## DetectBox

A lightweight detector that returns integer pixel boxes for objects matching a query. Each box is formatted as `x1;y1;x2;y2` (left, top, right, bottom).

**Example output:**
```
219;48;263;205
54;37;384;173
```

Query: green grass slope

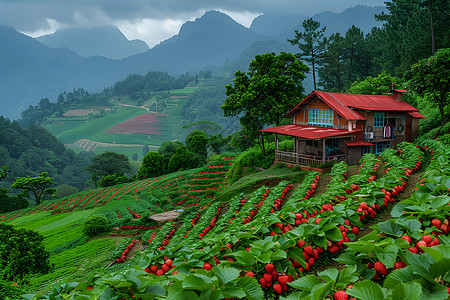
2;140;450;299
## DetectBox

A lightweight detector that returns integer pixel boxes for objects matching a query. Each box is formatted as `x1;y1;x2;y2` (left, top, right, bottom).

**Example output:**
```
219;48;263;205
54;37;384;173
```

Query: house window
306;140;319;147
374;112;385;127
308;109;333;126
325;138;340;156
362;145;372;154
375;141;390;154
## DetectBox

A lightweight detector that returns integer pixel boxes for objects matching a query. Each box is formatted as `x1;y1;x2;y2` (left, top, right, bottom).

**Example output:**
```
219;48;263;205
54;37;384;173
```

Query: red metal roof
408;112;426;119
285;90;421;120
345;141;374;146
261;124;359;139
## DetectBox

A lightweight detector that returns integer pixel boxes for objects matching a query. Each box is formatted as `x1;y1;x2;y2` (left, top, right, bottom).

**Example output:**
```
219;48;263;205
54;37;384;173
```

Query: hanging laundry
383;124;392;139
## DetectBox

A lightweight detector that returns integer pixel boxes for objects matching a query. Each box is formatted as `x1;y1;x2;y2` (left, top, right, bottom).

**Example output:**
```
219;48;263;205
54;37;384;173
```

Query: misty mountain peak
37;25;149;59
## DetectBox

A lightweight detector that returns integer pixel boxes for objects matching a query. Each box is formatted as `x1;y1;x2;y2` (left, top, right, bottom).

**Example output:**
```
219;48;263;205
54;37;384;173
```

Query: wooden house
261;89;425;166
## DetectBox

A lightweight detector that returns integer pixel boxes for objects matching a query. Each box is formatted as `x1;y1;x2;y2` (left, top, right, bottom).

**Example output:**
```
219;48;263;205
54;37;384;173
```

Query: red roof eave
408;112;426;119
261;124;360;139
345;141;374;146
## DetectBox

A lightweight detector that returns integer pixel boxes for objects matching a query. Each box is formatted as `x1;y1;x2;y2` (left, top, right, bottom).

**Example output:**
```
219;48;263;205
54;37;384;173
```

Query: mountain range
37;25;149;59
0;5;386;120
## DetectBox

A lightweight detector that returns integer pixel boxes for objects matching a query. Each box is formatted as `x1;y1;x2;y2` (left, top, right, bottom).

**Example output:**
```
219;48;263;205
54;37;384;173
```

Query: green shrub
82;215;109;237
0;224;51;282
0;280;23;299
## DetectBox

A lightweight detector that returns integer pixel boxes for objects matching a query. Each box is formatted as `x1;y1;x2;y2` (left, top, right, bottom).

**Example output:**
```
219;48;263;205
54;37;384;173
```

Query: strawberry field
3;140;450;299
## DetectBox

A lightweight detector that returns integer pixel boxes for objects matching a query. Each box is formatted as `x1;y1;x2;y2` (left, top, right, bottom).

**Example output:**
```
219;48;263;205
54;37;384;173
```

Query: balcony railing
275;150;345;166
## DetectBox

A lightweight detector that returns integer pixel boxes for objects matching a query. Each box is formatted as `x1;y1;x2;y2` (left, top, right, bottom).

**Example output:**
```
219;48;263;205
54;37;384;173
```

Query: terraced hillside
2;140;450;299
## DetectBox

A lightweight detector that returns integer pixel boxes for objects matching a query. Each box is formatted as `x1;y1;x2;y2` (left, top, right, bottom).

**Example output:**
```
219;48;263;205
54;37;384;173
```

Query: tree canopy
407;48;450;132
288;18;327;90
11;172;56;204
221;52;308;154
138;152;165;180
86;151;132;178
0;223;51;281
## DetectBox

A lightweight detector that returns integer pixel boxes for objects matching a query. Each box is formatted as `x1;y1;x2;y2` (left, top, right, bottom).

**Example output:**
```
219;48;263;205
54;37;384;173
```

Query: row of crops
24;139;450;299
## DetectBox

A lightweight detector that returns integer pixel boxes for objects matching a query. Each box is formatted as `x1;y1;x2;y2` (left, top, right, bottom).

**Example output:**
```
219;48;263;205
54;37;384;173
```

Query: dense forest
0;117;94;193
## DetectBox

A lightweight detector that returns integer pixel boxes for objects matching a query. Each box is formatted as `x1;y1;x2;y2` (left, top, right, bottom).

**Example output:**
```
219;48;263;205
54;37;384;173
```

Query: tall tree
319;33;345;91
342;25;365;84
86;151;132;178
221;52;308;154
138;152;165;179
288;18;328;90
375;0;449;75
11;172;56;204
407;48;450;135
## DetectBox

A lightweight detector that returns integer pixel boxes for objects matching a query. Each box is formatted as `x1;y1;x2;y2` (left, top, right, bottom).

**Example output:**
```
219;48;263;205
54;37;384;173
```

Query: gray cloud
1;0;386;47
0;0;386;31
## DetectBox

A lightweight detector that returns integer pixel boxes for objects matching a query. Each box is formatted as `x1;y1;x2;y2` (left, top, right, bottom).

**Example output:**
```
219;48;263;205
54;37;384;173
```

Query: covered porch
261;124;360;167
274;150;345;166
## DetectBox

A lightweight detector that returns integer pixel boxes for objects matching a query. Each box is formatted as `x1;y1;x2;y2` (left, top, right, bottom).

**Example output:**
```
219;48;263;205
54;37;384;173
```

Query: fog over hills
37;26;149;59
0;5;386;120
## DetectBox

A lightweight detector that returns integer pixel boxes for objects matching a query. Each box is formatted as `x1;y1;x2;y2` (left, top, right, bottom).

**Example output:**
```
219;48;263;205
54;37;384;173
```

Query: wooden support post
275;134;279;163
322;139;326;164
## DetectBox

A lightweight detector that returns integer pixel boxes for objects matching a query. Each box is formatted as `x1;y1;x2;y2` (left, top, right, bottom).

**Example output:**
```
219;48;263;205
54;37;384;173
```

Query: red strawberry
334;290;349;300
374;261;387;275
265;263;275;273
272;270;278;281
263;273;273;283
367;262;374;269
273;283;282;294
421;235;433;245
304;245;313;255
144;267;150;273
393;261;407;269
352;227;359;234
278;275;289;291
161;264;170;273
156;269;164;276
150;265;158;273
440;224;449;234
259;278;267;289
329;245;340;253
312;248;319;259
401;235;411;244
416;240;427;252
431;219;441;229
433;237;440;245
244;271;254;277
308;257;315;267
408;246;419;254
165;259;173;266
297;240;306;248
203;262;212;271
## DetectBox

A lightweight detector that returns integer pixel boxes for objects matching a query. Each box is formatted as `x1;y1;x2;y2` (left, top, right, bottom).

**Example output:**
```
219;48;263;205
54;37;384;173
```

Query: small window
375;141;390;154
306;140;319;147
362;145;372;154
325;138;340;156
374;112;385;127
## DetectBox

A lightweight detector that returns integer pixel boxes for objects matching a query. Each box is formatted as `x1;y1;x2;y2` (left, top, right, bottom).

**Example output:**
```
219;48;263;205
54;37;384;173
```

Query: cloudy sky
1;0;386;48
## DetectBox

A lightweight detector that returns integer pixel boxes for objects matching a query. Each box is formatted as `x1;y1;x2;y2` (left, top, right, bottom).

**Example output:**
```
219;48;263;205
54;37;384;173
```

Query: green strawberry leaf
383;267;419;289
318;268;339;282
212;266;239;285
391;282;422;300
288;275;322;291
346;281;385;300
